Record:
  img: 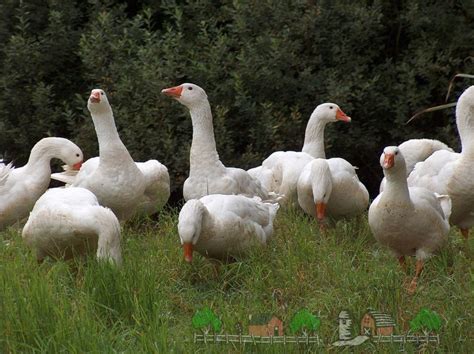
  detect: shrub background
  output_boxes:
[0,0,473,201]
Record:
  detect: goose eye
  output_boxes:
[395,151,398,155]
[76,153,80,157]
[100,92,104,95]
[188,87,193,90]
[329,106,333,109]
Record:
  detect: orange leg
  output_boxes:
[460,228,469,240]
[407,260,424,295]
[398,256,408,273]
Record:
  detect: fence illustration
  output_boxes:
[372,334,440,345]
[194,333,323,345]
[193,333,439,346]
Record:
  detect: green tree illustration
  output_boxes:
[410,308,442,335]
[192,307,222,334]
[289,309,321,336]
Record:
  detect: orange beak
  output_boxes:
[383,153,395,169]
[183,242,193,263]
[336,108,351,122]
[90,91,100,103]
[72,161,83,170]
[162,85,183,98]
[316,202,326,221]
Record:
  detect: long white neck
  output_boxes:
[23,138,63,177]
[456,102,474,158]
[91,111,134,165]
[188,101,225,173]
[310,161,333,202]
[95,208,122,265]
[179,200,209,244]
[302,119,327,158]
[381,167,412,206]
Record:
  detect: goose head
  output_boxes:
[35,137,83,171]
[380,146,406,177]
[309,159,333,221]
[178,199,206,263]
[60,140,84,171]
[162,83,208,110]
[310,103,351,124]
[87,89,111,115]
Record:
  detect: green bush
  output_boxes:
[0,0,473,200]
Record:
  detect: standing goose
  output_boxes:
[248,103,351,205]
[52,89,170,220]
[22,187,122,264]
[0,137,83,229]
[178,194,279,263]
[297,158,368,226]
[407,86,474,239]
[369,146,451,294]
[162,83,278,202]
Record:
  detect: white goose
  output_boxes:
[162,83,278,202]
[297,158,368,225]
[22,187,122,264]
[0,137,83,229]
[407,86,474,239]
[178,194,279,263]
[248,103,351,205]
[52,89,170,220]
[379,138,453,192]
[369,146,451,294]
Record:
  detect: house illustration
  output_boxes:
[248,314,284,336]
[360,309,396,336]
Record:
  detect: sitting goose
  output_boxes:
[248,103,351,206]
[0,137,83,229]
[297,158,368,226]
[22,187,122,264]
[178,194,279,263]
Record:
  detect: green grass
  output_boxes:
[1,207,473,353]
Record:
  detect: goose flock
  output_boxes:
[1,82,473,294]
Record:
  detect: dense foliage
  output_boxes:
[1,0,473,200]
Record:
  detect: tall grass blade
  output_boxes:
[445,73,474,102]
[406,102,457,125]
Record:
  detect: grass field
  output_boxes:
[1,207,472,353]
